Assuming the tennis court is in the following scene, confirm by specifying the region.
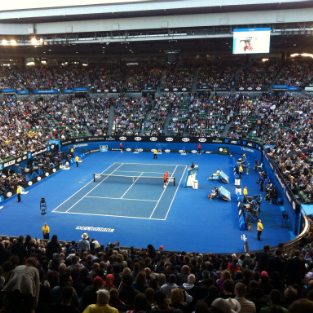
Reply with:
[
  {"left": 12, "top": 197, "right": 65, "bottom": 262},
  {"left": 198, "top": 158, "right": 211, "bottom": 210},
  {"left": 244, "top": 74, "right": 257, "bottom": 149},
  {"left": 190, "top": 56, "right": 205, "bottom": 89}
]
[{"left": 52, "top": 162, "right": 187, "bottom": 220}]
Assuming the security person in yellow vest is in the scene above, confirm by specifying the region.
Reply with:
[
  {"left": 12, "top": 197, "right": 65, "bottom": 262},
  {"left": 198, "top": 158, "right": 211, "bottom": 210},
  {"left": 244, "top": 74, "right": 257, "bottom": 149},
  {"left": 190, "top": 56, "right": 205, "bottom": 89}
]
[
  {"left": 239, "top": 164, "right": 244, "bottom": 178},
  {"left": 42, "top": 223, "right": 50, "bottom": 240},
  {"left": 16, "top": 185, "right": 22, "bottom": 203},
  {"left": 257, "top": 219, "right": 264, "bottom": 240},
  {"left": 243, "top": 186, "right": 248, "bottom": 202},
  {"left": 153, "top": 149, "right": 158, "bottom": 159},
  {"left": 75, "top": 155, "right": 80, "bottom": 167}
]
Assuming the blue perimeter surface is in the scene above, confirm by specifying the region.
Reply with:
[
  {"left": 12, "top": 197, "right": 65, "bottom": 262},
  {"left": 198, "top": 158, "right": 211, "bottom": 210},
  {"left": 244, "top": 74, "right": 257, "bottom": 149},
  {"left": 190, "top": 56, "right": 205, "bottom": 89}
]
[{"left": 0, "top": 151, "right": 292, "bottom": 253}]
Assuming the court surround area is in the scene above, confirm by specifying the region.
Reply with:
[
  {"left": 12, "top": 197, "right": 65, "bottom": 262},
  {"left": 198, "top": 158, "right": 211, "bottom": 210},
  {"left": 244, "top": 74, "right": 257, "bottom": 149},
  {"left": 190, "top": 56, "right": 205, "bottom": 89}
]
[
  {"left": 52, "top": 162, "right": 186, "bottom": 220},
  {"left": 0, "top": 151, "right": 292, "bottom": 253}
]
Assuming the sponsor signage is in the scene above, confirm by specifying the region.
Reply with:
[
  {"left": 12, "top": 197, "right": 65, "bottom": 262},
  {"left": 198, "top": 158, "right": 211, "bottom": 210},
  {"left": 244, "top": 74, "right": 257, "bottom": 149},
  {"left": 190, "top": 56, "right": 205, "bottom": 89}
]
[
  {"left": 74, "top": 138, "right": 85, "bottom": 143},
  {"left": 212, "top": 139, "right": 223, "bottom": 143},
  {"left": 75, "top": 226, "right": 115, "bottom": 233},
  {"left": 3, "top": 159, "right": 16, "bottom": 167},
  {"left": 74, "top": 143, "right": 88, "bottom": 148},
  {"left": 305, "top": 86, "right": 313, "bottom": 92},
  {"left": 241, "top": 147, "right": 254, "bottom": 153},
  {"left": 33, "top": 148, "right": 47, "bottom": 156},
  {"left": 60, "top": 136, "right": 263, "bottom": 147},
  {"left": 181, "top": 138, "right": 190, "bottom": 142}
]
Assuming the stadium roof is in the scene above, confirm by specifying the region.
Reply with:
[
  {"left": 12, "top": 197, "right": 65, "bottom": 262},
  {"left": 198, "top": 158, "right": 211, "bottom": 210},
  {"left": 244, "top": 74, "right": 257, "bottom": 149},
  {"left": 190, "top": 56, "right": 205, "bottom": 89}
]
[
  {"left": 0, "top": 0, "right": 312, "bottom": 22},
  {"left": 0, "top": 0, "right": 312, "bottom": 62}
]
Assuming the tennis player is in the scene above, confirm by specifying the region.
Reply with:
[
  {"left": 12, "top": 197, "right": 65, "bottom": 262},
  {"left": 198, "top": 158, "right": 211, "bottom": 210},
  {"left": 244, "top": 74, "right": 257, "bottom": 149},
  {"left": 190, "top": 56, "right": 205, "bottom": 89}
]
[{"left": 163, "top": 171, "right": 169, "bottom": 188}]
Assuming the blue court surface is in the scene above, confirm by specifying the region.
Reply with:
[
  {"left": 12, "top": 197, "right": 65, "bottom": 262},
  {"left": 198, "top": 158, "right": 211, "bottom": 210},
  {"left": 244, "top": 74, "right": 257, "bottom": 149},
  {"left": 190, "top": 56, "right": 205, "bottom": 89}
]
[{"left": 0, "top": 151, "right": 292, "bottom": 253}]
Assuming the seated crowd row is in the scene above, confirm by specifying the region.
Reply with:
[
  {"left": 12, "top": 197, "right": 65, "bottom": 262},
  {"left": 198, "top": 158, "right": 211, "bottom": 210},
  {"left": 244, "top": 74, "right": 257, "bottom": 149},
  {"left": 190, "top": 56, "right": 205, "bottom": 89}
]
[
  {"left": 1, "top": 231, "right": 313, "bottom": 313},
  {"left": 0, "top": 58, "right": 313, "bottom": 92}
]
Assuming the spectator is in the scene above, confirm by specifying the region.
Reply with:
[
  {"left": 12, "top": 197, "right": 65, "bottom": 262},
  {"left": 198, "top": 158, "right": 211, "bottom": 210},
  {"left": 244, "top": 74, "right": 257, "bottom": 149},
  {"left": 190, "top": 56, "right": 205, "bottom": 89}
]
[
  {"left": 78, "top": 233, "right": 91, "bottom": 254},
  {"left": 2, "top": 257, "right": 40, "bottom": 313},
  {"left": 82, "top": 288, "right": 119, "bottom": 313},
  {"left": 234, "top": 282, "right": 256, "bottom": 313}
]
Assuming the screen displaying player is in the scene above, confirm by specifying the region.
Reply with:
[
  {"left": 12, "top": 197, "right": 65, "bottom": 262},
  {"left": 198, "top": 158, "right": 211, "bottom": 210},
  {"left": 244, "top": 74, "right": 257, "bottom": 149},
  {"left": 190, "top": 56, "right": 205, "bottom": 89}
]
[{"left": 233, "top": 28, "right": 271, "bottom": 54}]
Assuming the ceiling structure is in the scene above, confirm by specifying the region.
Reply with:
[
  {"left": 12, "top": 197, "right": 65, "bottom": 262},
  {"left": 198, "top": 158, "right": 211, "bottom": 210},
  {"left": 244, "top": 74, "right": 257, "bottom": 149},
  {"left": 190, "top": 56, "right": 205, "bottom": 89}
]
[{"left": 0, "top": 1, "right": 312, "bottom": 63}]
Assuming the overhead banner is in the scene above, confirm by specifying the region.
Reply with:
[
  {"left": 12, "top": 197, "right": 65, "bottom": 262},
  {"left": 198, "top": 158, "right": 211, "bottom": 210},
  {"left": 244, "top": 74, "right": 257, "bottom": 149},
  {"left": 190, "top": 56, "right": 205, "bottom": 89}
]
[{"left": 61, "top": 135, "right": 261, "bottom": 149}]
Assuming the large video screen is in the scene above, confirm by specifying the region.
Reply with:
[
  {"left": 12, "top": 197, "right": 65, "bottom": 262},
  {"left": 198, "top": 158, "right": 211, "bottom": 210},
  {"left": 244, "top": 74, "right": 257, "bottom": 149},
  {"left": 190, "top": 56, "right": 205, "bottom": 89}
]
[{"left": 233, "top": 28, "right": 271, "bottom": 54}]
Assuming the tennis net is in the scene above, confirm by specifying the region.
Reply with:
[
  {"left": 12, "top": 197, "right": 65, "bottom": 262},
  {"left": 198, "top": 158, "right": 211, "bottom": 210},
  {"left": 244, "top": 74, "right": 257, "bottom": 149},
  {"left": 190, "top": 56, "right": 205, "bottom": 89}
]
[{"left": 93, "top": 173, "right": 176, "bottom": 186}]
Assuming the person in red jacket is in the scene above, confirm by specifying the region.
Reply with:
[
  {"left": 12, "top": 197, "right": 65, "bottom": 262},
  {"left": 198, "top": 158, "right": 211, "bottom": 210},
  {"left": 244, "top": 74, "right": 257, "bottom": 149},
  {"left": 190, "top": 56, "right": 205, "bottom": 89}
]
[
  {"left": 163, "top": 171, "right": 169, "bottom": 188},
  {"left": 197, "top": 143, "right": 202, "bottom": 154}
]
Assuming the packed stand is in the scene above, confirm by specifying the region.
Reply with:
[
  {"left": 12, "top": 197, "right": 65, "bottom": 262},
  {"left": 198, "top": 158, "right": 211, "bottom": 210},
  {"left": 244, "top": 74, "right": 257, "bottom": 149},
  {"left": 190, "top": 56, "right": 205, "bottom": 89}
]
[
  {"left": 89, "top": 67, "right": 124, "bottom": 93},
  {"left": 162, "top": 66, "right": 193, "bottom": 91},
  {"left": 1, "top": 231, "right": 313, "bottom": 312},
  {"left": 112, "top": 96, "right": 153, "bottom": 135},
  {"left": 196, "top": 63, "right": 235, "bottom": 91},
  {"left": 236, "top": 60, "right": 281, "bottom": 91},
  {"left": 186, "top": 95, "right": 233, "bottom": 137},
  {"left": 0, "top": 168, "right": 26, "bottom": 198},
  {"left": 141, "top": 95, "right": 171, "bottom": 136},
  {"left": 125, "top": 67, "right": 162, "bottom": 92},
  {"left": 227, "top": 93, "right": 313, "bottom": 203},
  {"left": 47, "top": 96, "right": 112, "bottom": 138},
  {"left": 0, "top": 96, "right": 49, "bottom": 162},
  {"left": 167, "top": 94, "right": 190, "bottom": 136},
  {"left": 0, "top": 65, "right": 91, "bottom": 91},
  {"left": 274, "top": 59, "right": 313, "bottom": 87},
  {"left": 0, "top": 96, "right": 111, "bottom": 162},
  {"left": 0, "top": 67, "right": 26, "bottom": 91}
]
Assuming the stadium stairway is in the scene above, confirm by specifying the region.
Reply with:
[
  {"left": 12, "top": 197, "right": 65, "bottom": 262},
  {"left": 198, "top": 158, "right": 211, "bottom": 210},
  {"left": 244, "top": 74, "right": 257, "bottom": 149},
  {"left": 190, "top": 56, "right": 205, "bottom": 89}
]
[
  {"left": 163, "top": 112, "right": 173, "bottom": 135},
  {"left": 107, "top": 105, "right": 115, "bottom": 135}
]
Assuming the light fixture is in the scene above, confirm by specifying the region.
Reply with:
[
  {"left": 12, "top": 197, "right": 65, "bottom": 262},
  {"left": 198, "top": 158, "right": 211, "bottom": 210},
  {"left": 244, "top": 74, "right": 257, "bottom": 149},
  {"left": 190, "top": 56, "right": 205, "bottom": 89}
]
[{"left": 10, "top": 39, "right": 17, "bottom": 46}]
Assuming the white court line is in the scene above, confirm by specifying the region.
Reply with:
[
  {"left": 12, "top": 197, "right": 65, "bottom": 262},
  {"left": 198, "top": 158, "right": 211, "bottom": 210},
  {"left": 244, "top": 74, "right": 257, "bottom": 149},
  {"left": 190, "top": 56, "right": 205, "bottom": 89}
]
[
  {"left": 163, "top": 165, "right": 188, "bottom": 220},
  {"left": 52, "top": 162, "right": 118, "bottom": 213},
  {"left": 149, "top": 165, "right": 178, "bottom": 219},
  {"left": 53, "top": 210, "right": 165, "bottom": 221},
  {"left": 120, "top": 172, "right": 143, "bottom": 199},
  {"left": 85, "top": 196, "right": 157, "bottom": 202},
  {"left": 117, "top": 162, "right": 183, "bottom": 167},
  {"left": 63, "top": 163, "right": 123, "bottom": 213},
  {"left": 115, "top": 170, "right": 167, "bottom": 175}
]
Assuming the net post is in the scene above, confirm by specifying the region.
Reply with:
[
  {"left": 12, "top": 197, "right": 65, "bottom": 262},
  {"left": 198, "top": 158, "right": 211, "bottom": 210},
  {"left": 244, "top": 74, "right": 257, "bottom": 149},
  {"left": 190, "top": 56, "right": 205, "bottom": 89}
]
[
  {"left": 93, "top": 173, "right": 96, "bottom": 182},
  {"left": 174, "top": 177, "right": 176, "bottom": 186}
]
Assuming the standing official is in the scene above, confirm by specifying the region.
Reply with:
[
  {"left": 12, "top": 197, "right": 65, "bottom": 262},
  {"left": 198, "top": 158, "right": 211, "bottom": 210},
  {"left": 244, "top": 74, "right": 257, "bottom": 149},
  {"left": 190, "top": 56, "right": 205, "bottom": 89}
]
[
  {"left": 257, "top": 219, "right": 264, "bottom": 240},
  {"left": 153, "top": 149, "right": 158, "bottom": 159},
  {"left": 16, "top": 185, "right": 22, "bottom": 203},
  {"left": 75, "top": 155, "right": 80, "bottom": 167},
  {"left": 239, "top": 164, "right": 244, "bottom": 178},
  {"left": 42, "top": 223, "right": 50, "bottom": 240}
]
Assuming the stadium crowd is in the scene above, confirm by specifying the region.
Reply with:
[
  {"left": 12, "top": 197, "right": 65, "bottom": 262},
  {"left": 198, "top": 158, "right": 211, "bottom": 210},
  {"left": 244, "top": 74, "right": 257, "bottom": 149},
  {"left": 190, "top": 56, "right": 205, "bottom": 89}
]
[
  {"left": 0, "top": 61, "right": 312, "bottom": 204},
  {"left": 0, "top": 95, "right": 111, "bottom": 162},
  {"left": 0, "top": 60, "right": 312, "bottom": 313},
  {"left": 0, "top": 232, "right": 313, "bottom": 313}
]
